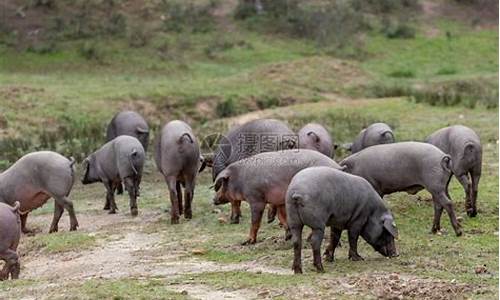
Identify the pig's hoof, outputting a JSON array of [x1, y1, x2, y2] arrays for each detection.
[[171, 218, 180, 225], [467, 209, 477, 217], [292, 266, 303, 274], [185, 212, 192, 219], [130, 208, 138, 217], [241, 239, 256, 246], [455, 229, 463, 237], [230, 218, 240, 224], [49, 227, 58, 233], [285, 231, 292, 241], [70, 226, 78, 231], [324, 251, 334, 262], [314, 263, 325, 273], [349, 254, 364, 261], [103, 204, 110, 210], [22, 228, 35, 235], [108, 210, 117, 214]]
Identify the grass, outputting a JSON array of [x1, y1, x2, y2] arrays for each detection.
[[22, 231, 98, 253]]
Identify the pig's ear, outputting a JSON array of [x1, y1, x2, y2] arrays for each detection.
[[382, 215, 398, 238], [211, 170, 230, 191]]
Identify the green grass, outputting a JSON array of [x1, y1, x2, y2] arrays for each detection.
[[23, 231, 98, 253]]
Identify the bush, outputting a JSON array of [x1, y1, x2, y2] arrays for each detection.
[[128, 26, 150, 48], [26, 41, 58, 54], [78, 42, 104, 61], [383, 22, 416, 39], [216, 97, 238, 118], [160, 0, 216, 33]]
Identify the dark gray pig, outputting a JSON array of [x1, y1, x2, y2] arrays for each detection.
[[212, 149, 341, 245], [340, 142, 462, 236], [82, 135, 145, 216], [106, 111, 149, 151], [155, 120, 201, 224], [286, 167, 398, 274], [425, 125, 482, 217], [211, 118, 296, 224], [350, 122, 394, 153], [0, 202, 21, 280], [298, 123, 336, 158], [0, 151, 77, 234]]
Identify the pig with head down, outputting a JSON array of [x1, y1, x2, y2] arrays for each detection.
[[286, 167, 398, 274], [82, 135, 145, 216], [341, 142, 461, 236], [0, 151, 78, 234], [425, 125, 482, 217], [212, 149, 341, 245], [0, 202, 21, 280], [349, 122, 394, 153]]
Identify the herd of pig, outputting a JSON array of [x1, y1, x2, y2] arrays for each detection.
[[0, 110, 482, 279]]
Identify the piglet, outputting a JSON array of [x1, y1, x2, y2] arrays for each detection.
[[0, 201, 21, 280]]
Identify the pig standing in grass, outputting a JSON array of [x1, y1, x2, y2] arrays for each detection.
[[340, 142, 462, 236], [155, 120, 201, 224], [212, 149, 341, 245], [286, 167, 398, 274], [106, 111, 149, 196], [349, 122, 394, 153], [0, 151, 77, 234], [0, 202, 21, 280], [425, 125, 482, 217], [82, 135, 145, 216], [211, 118, 296, 224], [298, 123, 336, 158]]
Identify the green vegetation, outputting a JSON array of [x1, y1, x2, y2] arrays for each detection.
[[23, 231, 98, 253]]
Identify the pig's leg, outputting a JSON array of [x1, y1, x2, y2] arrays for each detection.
[[290, 224, 303, 274], [347, 229, 363, 261], [116, 181, 124, 195], [166, 177, 180, 224], [49, 202, 64, 233], [0, 249, 19, 280], [456, 173, 472, 214], [469, 168, 481, 217], [20, 213, 34, 235], [276, 205, 291, 240], [54, 196, 78, 231], [124, 177, 138, 216], [184, 180, 195, 219], [230, 200, 242, 224], [176, 181, 183, 216], [433, 192, 462, 236], [324, 227, 342, 262], [267, 204, 277, 224], [431, 201, 443, 233], [310, 228, 325, 272], [104, 182, 117, 214], [242, 202, 265, 245]]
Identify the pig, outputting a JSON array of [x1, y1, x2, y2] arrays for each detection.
[[349, 122, 394, 153], [0, 151, 78, 234], [212, 149, 341, 245], [0, 202, 21, 280], [298, 123, 336, 158], [425, 125, 482, 217], [106, 111, 149, 151], [106, 111, 149, 195], [154, 120, 201, 224], [211, 118, 296, 224], [340, 142, 462, 236], [286, 167, 398, 274], [82, 135, 145, 216]]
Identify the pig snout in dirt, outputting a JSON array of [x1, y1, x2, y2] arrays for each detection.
[[213, 149, 341, 245], [425, 125, 482, 218], [350, 122, 395, 153], [0, 151, 78, 234], [155, 120, 201, 224], [82, 135, 145, 217], [0, 201, 21, 280], [340, 141, 462, 237], [286, 167, 398, 274]]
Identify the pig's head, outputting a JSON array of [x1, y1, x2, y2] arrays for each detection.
[[362, 212, 398, 258], [81, 155, 101, 185], [211, 168, 243, 205]]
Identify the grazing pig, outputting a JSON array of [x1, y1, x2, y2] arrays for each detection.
[[211, 118, 296, 224], [82, 135, 145, 216], [298, 123, 336, 158], [286, 167, 398, 274], [0, 202, 21, 280], [350, 122, 394, 153], [340, 142, 462, 236], [212, 149, 341, 245], [0, 151, 77, 234], [425, 125, 482, 217], [154, 120, 201, 224], [106, 111, 149, 151]]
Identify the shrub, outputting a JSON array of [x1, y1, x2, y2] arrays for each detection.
[[128, 26, 150, 48], [216, 97, 238, 118], [160, 0, 216, 33], [382, 22, 416, 39], [78, 41, 104, 61]]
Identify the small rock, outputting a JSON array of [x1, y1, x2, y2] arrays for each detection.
[[181, 290, 188, 295], [191, 248, 207, 255]]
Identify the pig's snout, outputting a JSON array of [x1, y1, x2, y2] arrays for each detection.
[[212, 195, 226, 205]]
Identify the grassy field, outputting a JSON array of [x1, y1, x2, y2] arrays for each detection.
[[0, 0, 498, 299]]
